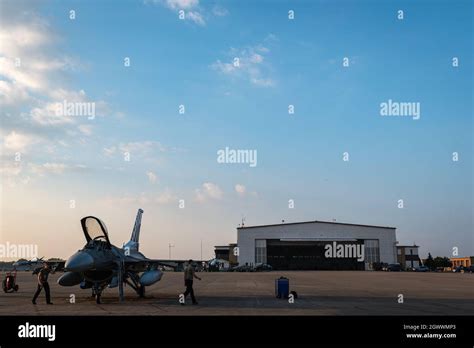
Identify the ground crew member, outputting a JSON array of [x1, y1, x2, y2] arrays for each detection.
[[32, 262, 53, 305], [182, 259, 201, 305]]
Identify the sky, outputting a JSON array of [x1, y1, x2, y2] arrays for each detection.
[[0, 0, 472, 261]]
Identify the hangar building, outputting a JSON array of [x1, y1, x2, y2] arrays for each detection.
[[236, 220, 397, 270]]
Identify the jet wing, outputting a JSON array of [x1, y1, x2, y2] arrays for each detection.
[[123, 254, 186, 272], [31, 261, 65, 274]]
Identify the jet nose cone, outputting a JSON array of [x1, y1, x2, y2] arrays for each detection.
[[65, 251, 94, 272]]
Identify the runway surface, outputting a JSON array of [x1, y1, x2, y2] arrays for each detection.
[[1, 271, 473, 315]]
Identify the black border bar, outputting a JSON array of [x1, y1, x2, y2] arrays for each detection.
[[0, 316, 473, 346]]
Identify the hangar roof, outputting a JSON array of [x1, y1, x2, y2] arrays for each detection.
[[237, 220, 396, 230]]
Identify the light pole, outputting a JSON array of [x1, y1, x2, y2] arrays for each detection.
[[168, 243, 174, 259], [200, 239, 203, 261]]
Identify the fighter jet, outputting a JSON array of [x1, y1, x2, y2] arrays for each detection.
[[13, 257, 65, 272], [13, 257, 45, 270], [58, 209, 163, 303]]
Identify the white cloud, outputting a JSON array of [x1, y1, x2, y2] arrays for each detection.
[[146, 171, 158, 183], [0, 8, 111, 159], [211, 60, 237, 74], [185, 11, 205, 26], [211, 41, 276, 87], [235, 184, 246, 196], [0, 21, 53, 57], [49, 88, 86, 101], [212, 5, 229, 17], [250, 77, 275, 87], [155, 190, 176, 204], [29, 89, 104, 126], [0, 162, 30, 188], [3, 131, 39, 152], [103, 146, 117, 157], [29, 162, 67, 175], [0, 57, 43, 92], [103, 141, 169, 159], [0, 162, 22, 177], [249, 53, 264, 64], [145, 0, 203, 24], [119, 141, 166, 156], [78, 124, 93, 136], [27, 162, 88, 176], [0, 80, 30, 105], [30, 102, 75, 126], [165, 0, 199, 10], [145, 0, 227, 26], [101, 190, 177, 206], [104, 192, 151, 206], [195, 182, 223, 202], [234, 184, 258, 197], [0, 25, 75, 97]]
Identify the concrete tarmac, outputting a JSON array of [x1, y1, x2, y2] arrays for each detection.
[[1, 271, 473, 315]]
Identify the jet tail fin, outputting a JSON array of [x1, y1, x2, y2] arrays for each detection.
[[124, 209, 143, 252]]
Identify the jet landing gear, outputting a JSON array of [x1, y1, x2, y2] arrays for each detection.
[[124, 273, 145, 298], [138, 284, 145, 298], [92, 284, 106, 304]]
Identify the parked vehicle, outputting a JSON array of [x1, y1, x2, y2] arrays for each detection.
[[385, 263, 402, 272], [208, 258, 230, 272], [414, 266, 429, 272], [371, 262, 385, 271], [255, 263, 272, 272], [230, 264, 254, 272], [453, 266, 469, 273]]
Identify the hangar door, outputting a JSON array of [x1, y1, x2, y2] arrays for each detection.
[[266, 239, 365, 270]]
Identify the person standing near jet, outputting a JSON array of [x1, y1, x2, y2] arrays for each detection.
[[32, 262, 53, 305], [182, 259, 201, 305]]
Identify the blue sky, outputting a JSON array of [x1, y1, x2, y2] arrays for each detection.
[[0, 0, 472, 260]]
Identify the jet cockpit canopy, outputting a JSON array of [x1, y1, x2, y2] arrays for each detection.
[[80, 216, 111, 246]]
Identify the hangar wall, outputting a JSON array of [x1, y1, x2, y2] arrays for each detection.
[[237, 221, 397, 270]]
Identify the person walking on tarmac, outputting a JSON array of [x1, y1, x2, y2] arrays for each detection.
[[32, 262, 53, 305], [182, 259, 201, 305]]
